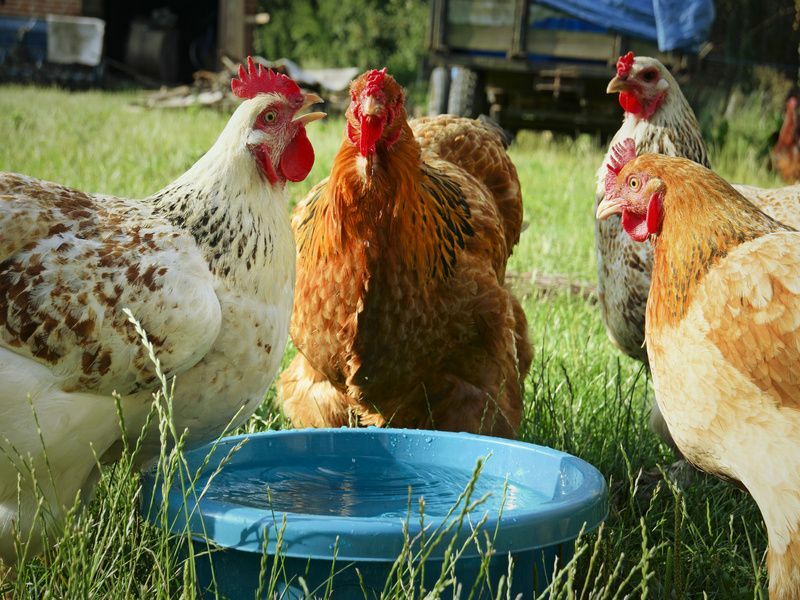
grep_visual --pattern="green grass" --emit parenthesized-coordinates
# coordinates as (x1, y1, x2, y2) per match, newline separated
(0, 84, 779, 598)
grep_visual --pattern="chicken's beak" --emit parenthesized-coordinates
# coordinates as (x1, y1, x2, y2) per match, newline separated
(294, 111, 326, 125)
(301, 92, 324, 109)
(360, 95, 382, 117)
(596, 196, 624, 220)
(293, 92, 326, 125)
(607, 76, 630, 94)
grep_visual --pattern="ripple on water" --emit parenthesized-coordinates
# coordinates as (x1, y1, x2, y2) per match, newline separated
(201, 456, 549, 518)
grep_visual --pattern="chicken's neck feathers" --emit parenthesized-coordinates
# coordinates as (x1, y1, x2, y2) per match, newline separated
(647, 168, 786, 327)
(149, 101, 294, 297)
(318, 126, 422, 245)
(597, 81, 709, 192)
(302, 124, 470, 283)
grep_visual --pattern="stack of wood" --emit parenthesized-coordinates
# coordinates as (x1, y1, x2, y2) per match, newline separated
(141, 55, 356, 113)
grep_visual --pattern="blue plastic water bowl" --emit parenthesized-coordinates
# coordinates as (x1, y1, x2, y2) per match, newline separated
(140, 428, 608, 599)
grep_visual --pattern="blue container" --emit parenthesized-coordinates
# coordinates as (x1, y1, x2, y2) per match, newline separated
(140, 428, 607, 598)
(0, 17, 47, 65)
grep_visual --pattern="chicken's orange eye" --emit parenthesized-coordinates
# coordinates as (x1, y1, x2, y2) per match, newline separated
(263, 111, 277, 124)
(629, 177, 640, 190)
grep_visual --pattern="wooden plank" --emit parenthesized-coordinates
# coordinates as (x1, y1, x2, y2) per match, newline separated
(527, 30, 617, 61)
(447, 25, 618, 61)
(447, 24, 515, 51)
(510, 0, 529, 58)
(447, 0, 515, 27)
(218, 0, 246, 64)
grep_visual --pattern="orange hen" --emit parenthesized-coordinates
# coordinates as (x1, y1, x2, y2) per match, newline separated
(772, 93, 800, 184)
(278, 69, 531, 437)
(598, 140, 800, 599)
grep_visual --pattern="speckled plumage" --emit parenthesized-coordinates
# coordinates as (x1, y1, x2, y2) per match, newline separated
(0, 91, 303, 562)
(280, 98, 531, 436)
(596, 57, 710, 363)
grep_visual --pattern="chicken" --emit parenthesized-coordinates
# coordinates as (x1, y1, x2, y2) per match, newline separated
(0, 58, 324, 561)
(771, 92, 800, 184)
(596, 52, 800, 447)
(278, 68, 531, 437)
(597, 139, 800, 599)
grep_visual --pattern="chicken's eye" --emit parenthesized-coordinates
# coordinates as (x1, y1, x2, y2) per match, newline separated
(641, 70, 658, 83)
(263, 111, 277, 124)
(629, 177, 640, 190)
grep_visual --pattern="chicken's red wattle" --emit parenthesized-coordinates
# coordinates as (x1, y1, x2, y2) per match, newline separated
(621, 210, 649, 242)
(619, 91, 642, 115)
(645, 191, 663, 236)
(359, 115, 384, 156)
(280, 128, 315, 182)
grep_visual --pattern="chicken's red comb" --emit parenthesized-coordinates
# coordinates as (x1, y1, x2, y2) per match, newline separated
(616, 51, 635, 78)
(607, 138, 638, 175)
(364, 68, 388, 97)
(231, 56, 301, 100)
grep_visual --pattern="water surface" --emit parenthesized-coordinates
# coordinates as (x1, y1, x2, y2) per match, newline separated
(202, 456, 549, 518)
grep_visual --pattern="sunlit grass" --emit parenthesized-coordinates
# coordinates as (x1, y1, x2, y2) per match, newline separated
(0, 84, 774, 598)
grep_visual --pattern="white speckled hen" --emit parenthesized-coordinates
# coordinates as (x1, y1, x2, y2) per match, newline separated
(0, 58, 324, 562)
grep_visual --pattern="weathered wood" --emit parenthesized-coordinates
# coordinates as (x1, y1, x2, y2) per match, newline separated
(446, 23, 617, 61)
(447, 0, 516, 27)
(528, 30, 617, 61)
(447, 24, 515, 51)
(218, 0, 246, 64)
(510, 0, 529, 58)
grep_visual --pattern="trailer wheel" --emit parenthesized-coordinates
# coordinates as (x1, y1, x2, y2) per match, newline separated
(447, 67, 486, 118)
(427, 66, 451, 116)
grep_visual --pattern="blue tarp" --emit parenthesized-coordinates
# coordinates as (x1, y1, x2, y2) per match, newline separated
(536, 0, 715, 52)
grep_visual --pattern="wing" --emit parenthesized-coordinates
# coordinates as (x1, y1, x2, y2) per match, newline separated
(732, 183, 800, 230)
(410, 115, 522, 250)
(0, 173, 221, 395)
(698, 232, 800, 409)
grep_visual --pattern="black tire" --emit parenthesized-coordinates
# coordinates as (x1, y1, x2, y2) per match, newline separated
(447, 67, 486, 118)
(427, 66, 451, 116)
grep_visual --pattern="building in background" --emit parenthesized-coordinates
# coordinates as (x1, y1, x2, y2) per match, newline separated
(0, 0, 261, 84)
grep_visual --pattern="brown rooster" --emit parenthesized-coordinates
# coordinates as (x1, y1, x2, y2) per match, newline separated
(597, 52, 800, 450)
(278, 69, 531, 437)
(598, 140, 800, 599)
(772, 93, 800, 184)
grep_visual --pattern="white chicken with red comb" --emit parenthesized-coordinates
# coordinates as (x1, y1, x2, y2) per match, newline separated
(0, 57, 324, 561)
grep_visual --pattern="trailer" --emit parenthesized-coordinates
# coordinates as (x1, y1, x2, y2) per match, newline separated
(425, 0, 687, 136)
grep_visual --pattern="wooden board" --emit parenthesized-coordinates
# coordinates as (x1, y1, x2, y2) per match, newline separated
(218, 0, 246, 63)
(447, 0, 516, 27)
(447, 24, 617, 61)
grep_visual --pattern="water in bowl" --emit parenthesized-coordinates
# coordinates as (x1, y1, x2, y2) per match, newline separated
(202, 456, 549, 518)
